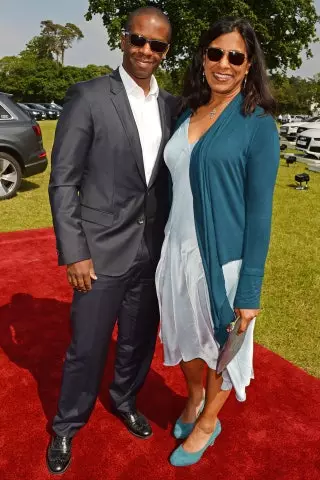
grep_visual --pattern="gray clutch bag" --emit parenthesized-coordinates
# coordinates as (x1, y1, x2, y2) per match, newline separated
(216, 316, 246, 374)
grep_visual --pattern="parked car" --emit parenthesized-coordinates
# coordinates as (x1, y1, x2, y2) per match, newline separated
(290, 115, 304, 123)
(24, 103, 49, 120)
(47, 102, 63, 111)
(296, 128, 320, 160)
(21, 103, 47, 120)
(26, 103, 58, 120)
(280, 121, 305, 140)
(280, 116, 320, 141)
(0, 93, 47, 200)
(38, 103, 61, 118)
(296, 116, 320, 135)
(17, 103, 43, 121)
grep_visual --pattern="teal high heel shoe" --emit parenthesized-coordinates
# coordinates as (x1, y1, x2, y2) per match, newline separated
(173, 400, 205, 439)
(170, 419, 222, 467)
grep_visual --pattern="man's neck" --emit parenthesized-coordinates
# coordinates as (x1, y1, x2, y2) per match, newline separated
(121, 64, 151, 96)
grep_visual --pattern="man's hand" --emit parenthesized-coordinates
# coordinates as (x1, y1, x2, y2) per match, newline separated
(67, 259, 97, 292)
(234, 308, 260, 335)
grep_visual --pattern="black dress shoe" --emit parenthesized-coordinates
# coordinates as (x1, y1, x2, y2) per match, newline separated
(115, 410, 153, 439)
(46, 435, 72, 474)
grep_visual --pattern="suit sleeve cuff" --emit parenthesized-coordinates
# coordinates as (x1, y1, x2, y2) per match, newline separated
(57, 246, 91, 266)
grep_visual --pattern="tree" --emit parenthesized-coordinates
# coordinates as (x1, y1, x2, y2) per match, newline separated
(0, 54, 112, 103)
(85, 0, 319, 72)
(24, 20, 84, 65)
(24, 35, 54, 61)
(0, 18, 111, 103)
(155, 67, 185, 95)
(270, 74, 319, 114)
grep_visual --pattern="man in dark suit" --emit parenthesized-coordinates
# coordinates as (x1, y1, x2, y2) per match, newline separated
(47, 6, 176, 474)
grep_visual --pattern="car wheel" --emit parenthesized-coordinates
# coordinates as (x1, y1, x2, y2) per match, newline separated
(0, 152, 22, 200)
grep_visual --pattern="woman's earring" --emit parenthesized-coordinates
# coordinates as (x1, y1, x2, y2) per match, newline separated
(202, 70, 206, 83)
(243, 74, 247, 90)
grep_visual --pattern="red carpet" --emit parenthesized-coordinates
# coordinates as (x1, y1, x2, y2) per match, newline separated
(0, 228, 320, 480)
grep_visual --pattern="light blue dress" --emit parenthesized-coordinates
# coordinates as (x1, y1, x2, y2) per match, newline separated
(155, 118, 255, 401)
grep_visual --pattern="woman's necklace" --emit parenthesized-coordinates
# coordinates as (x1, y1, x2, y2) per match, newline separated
(209, 108, 218, 119)
(208, 100, 230, 119)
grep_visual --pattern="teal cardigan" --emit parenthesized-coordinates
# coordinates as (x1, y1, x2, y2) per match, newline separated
(175, 93, 280, 345)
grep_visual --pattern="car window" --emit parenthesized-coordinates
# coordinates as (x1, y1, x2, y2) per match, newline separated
(33, 104, 46, 111)
(18, 103, 30, 110)
(0, 104, 12, 120)
(307, 117, 320, 122)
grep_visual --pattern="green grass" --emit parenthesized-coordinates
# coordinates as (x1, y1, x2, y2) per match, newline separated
(1, 122, 320, 377)
(257, 160, 320, 377)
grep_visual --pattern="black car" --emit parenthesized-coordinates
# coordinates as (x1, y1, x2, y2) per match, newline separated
(0, 93, 48, 200)
(17, 103, 43, 121)
(24, 103, 48, 120)
(26, 103, 58, 120)
(43, 102, 63, 112)
(39, 103, 61, 118)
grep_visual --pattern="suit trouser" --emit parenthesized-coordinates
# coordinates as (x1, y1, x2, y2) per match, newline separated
(52, 239, 159, 438)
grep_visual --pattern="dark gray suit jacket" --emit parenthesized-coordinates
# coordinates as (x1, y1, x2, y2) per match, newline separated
(49, 69, 177, 275)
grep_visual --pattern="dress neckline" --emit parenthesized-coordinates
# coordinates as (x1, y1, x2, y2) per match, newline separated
(186, 92, 242, 146)
(185, 117, 197, 147)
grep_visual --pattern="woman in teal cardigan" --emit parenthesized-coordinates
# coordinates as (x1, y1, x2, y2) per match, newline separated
(155, 18, 279, 466)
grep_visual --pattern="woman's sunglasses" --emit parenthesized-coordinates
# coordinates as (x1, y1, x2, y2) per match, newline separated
(124, 31, 169, 54)
(206, 47, 246, 66)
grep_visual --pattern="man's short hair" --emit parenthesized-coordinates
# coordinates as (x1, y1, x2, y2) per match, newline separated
(124, 6, 172, 41)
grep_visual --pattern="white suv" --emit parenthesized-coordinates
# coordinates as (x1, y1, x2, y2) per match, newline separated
(280, 116, 320, 140)
(296, 128, 320, 159)
(296, 117, 320, 136)
(280, 121, 304, 140)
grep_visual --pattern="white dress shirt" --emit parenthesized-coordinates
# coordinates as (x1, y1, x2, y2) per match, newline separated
(119, 65, 162, 185)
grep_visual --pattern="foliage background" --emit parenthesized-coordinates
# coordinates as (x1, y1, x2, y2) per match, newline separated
(86, 0, 319, 72)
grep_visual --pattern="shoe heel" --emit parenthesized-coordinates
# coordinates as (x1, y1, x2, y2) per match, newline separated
(209, 419, 221, 446)
(173, 399, 205, 440)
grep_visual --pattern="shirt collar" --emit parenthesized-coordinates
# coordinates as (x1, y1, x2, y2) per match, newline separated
(119, 65, 159, 98)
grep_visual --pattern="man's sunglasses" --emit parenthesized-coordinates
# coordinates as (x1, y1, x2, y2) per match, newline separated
(206, 47, 246, 66)
(124, 31, 169, 54)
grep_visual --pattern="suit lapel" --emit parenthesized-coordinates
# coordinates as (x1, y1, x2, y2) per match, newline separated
(148, 91, 171, 188)
(109, 69, 146, 184)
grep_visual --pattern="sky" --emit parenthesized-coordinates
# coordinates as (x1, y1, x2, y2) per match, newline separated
(0, 0, 319, 77)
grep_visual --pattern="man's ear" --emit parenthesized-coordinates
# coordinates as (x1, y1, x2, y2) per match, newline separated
(162, 45, 170, 59)
(120, 34, 125, 52)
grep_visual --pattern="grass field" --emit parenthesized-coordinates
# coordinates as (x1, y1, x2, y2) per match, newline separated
(1, 121, 319, 377)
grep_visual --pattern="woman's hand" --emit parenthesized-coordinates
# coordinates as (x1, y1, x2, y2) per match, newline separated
(234, 308, 260, 335)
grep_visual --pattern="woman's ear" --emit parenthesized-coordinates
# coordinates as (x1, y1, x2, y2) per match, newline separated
(202, 50, 207, 69)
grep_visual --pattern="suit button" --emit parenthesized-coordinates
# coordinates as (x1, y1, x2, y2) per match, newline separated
(137, 217, 144, 225)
